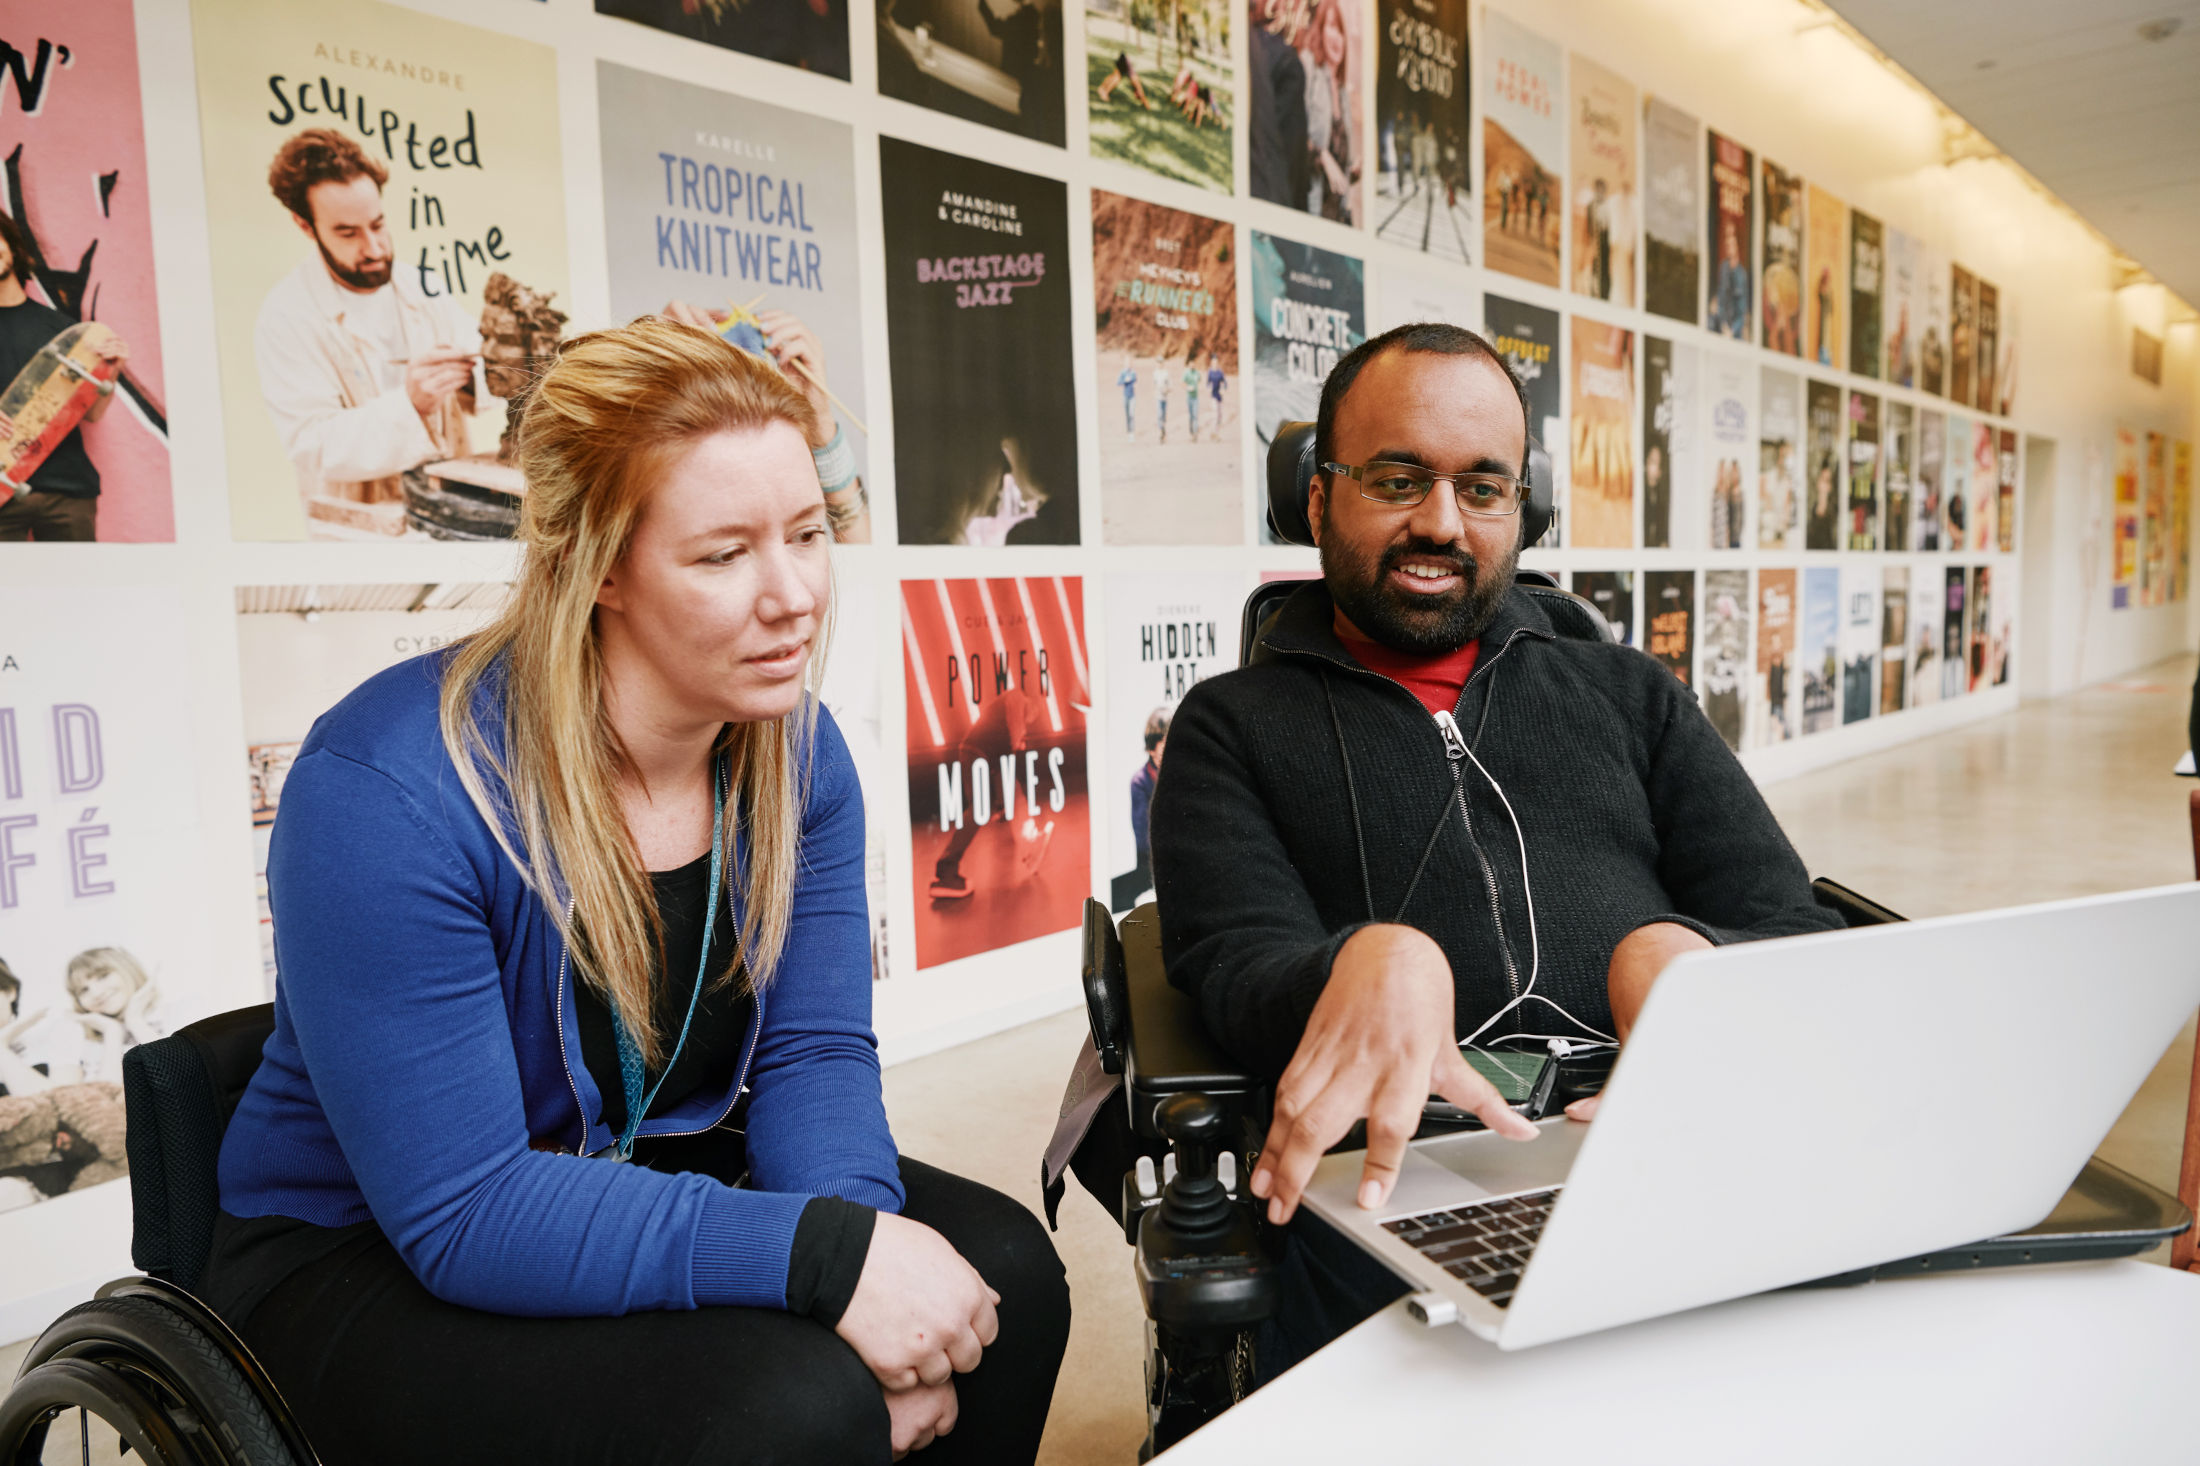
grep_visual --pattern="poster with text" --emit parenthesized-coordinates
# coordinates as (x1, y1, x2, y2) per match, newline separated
(902, 576, 1090, 968)
(1374, 0, 1470, 261)
(1569, 316, 1634, 548)
(1568, 54, 1635, 307)
(1804, 378, 1840, 551)
(1943, 412, 1971, 553)
(1704, 130, 1753, 342)
(2112, 425, 2138, 608)
(1640, 335, 1697, 550)
(598, 0, 848, 77)
(1844, 391, 1877, 552)
(1996, 427, 2018, 556)
(1087, 0, 1232, 194)
(1253, 232, 1363, 541)
(1878, 564, 1908, 714)
(879, 0, 1065, 145)
(1485, 294, 1561, 528)
(1642, 97, 1697, 325)
(1914, 408, 1944, 552)
(1908, 570, 1940, 708)
(1840, 565, 1876, 725)
(882, 138, 1079, 546)
(1644, 569, 1694, 688)
(0, 589, 221, 1216)
(1481, 9, 1562, 287)
(596, 62, 869, 514)
(2142, 429, 2168, 607)
(1104, 572, 1239, 910)
(0, 0, 171, 542)
(1700, 568, 1748, 750)
(1706, 353, 1752, 550)
(1948, 263, 1976, 409)
(1755, 568, 1795, 745)
(1760, 159, 1802, 357)
(194, 0, 571, 543)
(1799, 566, 1839, 734)
(1375, 263, 1478, 333)
(1966, 565, 1996, 691)
(1757, 366, 1800, 550)
(1882, 400, 1912, 553)
(1921, 245, 1949, 397)
(1570, 570, 1634, 646)
(1974, 279, 1999, 416)
(1247, 0, 1362, 223)
(1093, 191, 1239, 544)
(1969, 419, 1997, 553)
(1941, 566, 1966, 698)
(1805, 185, 1845, 372)
(1847, 209, 1881, 380)
(1884, 227, 1918, 388)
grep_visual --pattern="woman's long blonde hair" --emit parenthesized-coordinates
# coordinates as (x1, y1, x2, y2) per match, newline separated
(439, 316, 828, 1067)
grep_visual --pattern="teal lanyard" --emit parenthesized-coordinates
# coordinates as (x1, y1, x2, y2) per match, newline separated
(609, 750, 729, 1162)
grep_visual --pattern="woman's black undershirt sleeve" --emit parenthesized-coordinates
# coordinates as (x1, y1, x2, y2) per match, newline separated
(786, 1195, 876, 1326)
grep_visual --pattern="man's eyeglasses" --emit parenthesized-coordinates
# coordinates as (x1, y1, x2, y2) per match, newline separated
(1322, 461, 1526, 518)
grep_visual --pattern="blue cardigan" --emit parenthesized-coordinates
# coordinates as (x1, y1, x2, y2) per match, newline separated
(217, 652, 904, 1316)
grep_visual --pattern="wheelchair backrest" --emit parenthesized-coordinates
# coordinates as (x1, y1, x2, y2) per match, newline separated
(121, 1004, 274, 1291)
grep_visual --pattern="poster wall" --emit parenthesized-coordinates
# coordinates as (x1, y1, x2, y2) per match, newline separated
(877, 0, 1065, 144)
(1845, 389, 1878, 552)
(1848, 209, 1882, 380)
(1883, 400, 1913, 551)
(1805, 184, 1846, 371)
(1373, 0, 1470, 261)
(1481, 8, 1562, 287)
(1252, 231, 1364, 535)
(1942, 565, 1968, 698)
(881, 138, 1080, 546)
(1092, 191, 1240, 544)
(1707, 353, 1752, 549)
(1915, 408, 1945, 551)
(1705, 130, 1753, 342)
(1840, 564, 1876, 725)
(1974, 279, 1999, 415)
(1943, 411, 1971, 550)
(1700, 568, 1748, 750)
(1755, 567, 1796, 744)
(1485, 294, 1562, 521)
(1642, 98, 1698, 325)
(1570, 316, 1635, 548)
(1799, 565, 1839, 734)
(1804, 378, 1841, 551)
(598, 0, 850, 77)
(1568, 54, 1637, 307)
(1760, 159, 1803, 357)
(1757, 366, 1800, 549)
(1087, 0, 1233, 194)
(1969, 419, 1997, 553)
(1949, 262, 1977, 407)
(1884, 227, 1918, 388)
(901, 576, 1090, 969)
(1921, 246, 1950, 397)
(194, 0, 572, 543)
(0, 0, 172, 544)
(1641, 335, 1698, 550)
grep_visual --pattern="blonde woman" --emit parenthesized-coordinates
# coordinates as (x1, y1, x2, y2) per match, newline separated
(204, 318, 1069, 1464)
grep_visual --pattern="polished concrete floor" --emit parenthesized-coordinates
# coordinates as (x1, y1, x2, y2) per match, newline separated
(8, 657, 2196, 1465)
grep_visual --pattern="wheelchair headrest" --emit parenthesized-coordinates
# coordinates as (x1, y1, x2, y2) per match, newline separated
(1265, 420, 1556, 549)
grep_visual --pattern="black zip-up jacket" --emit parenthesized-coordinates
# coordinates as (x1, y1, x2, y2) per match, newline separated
(1149, 580, 1844, 1078)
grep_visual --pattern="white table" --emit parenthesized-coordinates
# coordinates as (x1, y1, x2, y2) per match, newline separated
(1161, 1261, 2200, 1463)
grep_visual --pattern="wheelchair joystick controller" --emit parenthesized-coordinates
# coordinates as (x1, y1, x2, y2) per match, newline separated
(1154, 1093, 1233, 1236)
(1135, 1092, 1277, 1334)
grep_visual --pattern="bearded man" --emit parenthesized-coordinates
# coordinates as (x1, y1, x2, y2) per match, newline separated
(1147, 322, 1840, 1370)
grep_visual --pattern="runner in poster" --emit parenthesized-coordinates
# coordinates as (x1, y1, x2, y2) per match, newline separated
(1569, 569, 1634, 645)
(1642, 98, 1699, 324)
(1942, 566, 1967, 697)
(1644, 569, 1695, 687)
(1915, 408, 1944, 551)
(1949, 263, 1977, 408)
(1247, 0, 1363, 224)
(1700, 568, 1749, 750)
(1374, 0, 1470, 261)
(904, 577, 1090, 967)
(1642, 335, 1698, 549)
(1909, 569, 1940, 708)
(194, 0, 570, 543)
(1997, 427, 2018, 555)
(1253, 232, 1363, 541)
(1879, 565, 1908, 714)
(596, 62, 873, 542)
(1569, 316, 1635, 548)
(1848, 210, 1882, 380)
(1569, 54, 1637, 307)
(1087, 0, 1232, 193)
(0, 0, 169, 543)
(1756, 568, 1796, 744)
(1970, 420, 1997, 553)
(1846, 391, 1878, 551)
(1708, 353, 1752, 550)
(1484, 294, 1561, 533)
(1883, 400, 1913, 552)
(598, 0, 850, 78)
(1093, 191, 1239, 544)
(1921, 246, 1950, 397)
(1104, 573, 1240, 911)
(1804, 379, 1841, 551)
(1806, 185, 1846, 371)
(1705, 130, 1753, 341)
(1975, 280, 1999, 416)
(1481, 9, 1562, 287)
(1800, 566, 1839, 734)
(1760, 160, 1803, 357)
(877, 0, 1066, 145)
(1758, 366, 1800, 549)
(881, 139, 1080, 546)
(1840, 566, 1876, 724)
(1884, 227, 1918, 388)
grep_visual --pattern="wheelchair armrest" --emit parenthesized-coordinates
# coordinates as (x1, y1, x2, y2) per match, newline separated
(1117, 904, 1265, 1140)
(1810, 878, 1907, 928)
(1081, 900, 1128, 1075)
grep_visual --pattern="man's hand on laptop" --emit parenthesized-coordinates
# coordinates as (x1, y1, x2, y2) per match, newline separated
(1248, 925, 1537, 1225)
(1563, 922, 1715, 1122)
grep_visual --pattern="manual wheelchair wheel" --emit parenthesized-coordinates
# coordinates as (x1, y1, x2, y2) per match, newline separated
(0, 1295, 296, 1465)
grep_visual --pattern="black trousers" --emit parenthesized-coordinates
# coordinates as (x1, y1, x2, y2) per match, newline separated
(219, 1158, 1070, 1466)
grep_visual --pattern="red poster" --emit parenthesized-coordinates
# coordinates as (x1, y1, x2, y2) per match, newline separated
(902, 577, 1091, 969)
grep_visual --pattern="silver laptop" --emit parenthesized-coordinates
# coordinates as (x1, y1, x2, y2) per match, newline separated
(1301, 882, 2200, 1350)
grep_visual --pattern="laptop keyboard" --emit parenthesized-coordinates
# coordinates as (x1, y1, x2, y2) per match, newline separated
(1380, 1187, 1560, 1309)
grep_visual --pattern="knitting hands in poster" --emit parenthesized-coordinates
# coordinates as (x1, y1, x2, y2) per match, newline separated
(660, 300, 837, 449)
(1249, 924, 1537, 1225)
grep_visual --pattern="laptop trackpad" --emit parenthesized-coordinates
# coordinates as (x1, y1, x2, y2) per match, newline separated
(1414, 1117, 1588, 1197)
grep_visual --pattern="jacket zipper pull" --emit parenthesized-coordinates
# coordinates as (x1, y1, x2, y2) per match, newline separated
(1433, 710, 1468, 761)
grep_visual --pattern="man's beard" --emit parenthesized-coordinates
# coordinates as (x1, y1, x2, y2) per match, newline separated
(318, 235, 393, 291)
(1320, 504, 1517, 654)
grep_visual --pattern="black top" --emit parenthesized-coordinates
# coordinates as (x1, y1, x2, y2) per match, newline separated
(0, 299, 101, 498)
(1150, 582, 1846, 1077)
